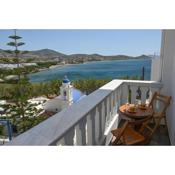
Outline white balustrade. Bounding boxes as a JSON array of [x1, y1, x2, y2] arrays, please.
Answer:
[[6, 79, 163, 146], [56, 137, 65, 146], [130, 85, 138, 104], [75, 118, 86, 145], [140, 86, 149, 103], [64, 127, 75, 145], [100, 101, 106, 143], [121, 83, 128, 104], [105, 96, 110, 127], [94, 107, 100, 144]]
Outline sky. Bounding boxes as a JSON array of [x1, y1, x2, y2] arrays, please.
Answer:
[[0, 29, 161, 56]]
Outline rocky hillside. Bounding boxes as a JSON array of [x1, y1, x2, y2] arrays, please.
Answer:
[[0, 48, 152, 63]]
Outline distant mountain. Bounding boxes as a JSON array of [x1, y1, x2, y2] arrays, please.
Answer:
[[134, 54, 151, 59], [21, 49, 68, 61], [29, 49, 66, 57], [0, 48, 152, 63]]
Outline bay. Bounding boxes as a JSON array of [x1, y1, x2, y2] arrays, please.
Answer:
[[29, 59, 151, 82]]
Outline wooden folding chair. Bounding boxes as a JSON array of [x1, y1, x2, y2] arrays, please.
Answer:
[[111, 118, 150, 145], [139, 92, 171, 143]]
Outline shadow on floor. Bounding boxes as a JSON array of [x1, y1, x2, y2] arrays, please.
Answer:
[[149, 125, 170, 145]]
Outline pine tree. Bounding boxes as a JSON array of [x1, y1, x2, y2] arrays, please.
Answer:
[[6, 29, 28, 80], [3, 30, 40, 133]]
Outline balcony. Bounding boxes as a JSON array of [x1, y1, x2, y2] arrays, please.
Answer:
[[6, 79, 164, 146]]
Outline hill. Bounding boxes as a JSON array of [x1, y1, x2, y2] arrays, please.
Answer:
[[0, 48, 151, 63]]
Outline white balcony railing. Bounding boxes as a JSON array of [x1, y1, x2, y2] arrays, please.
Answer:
[[6, 79, 163, 146]]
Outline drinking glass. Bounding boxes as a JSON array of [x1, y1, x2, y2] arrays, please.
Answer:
[[125, 102, 129, 111]]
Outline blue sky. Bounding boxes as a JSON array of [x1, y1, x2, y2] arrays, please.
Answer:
[[0, 29, 161, 56]]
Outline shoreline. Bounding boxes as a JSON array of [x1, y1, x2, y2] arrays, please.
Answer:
[[29, 58, 151, 83], [38, 63, 72, 73], [38, 58, 151, 73], [38, 62, 86, 73]]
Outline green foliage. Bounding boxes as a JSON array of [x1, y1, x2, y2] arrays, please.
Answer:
[[9, 35, 22, 40], [17, 42, 25, 46], [37, 61, 57, 68], [17, 114, 48, 133], [0, 125, 4, 135], [0, 75, 142, 100], [1, 81, 45, 133], [73, 79, 111, 94], [21, 50, 29, 54], [4, 50, 13, 54], [0, 80, 61, 134], [120, 75, 142, 80], [0, 80, 62, 100], [31, 80, 62, 98], [7, 42, 16, 47], [0, 66, 39, 80], [0, 84, 18, 99]]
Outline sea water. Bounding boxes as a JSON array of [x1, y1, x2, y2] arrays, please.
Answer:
[[29, 59, 151, 82]]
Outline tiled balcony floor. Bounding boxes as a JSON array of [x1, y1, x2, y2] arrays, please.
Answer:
[[149, 125, 170, 145]]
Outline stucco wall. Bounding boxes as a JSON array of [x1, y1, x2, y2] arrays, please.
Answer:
[[43, 98, 69, 112], [160, 30, 175, 144], [151, 58, 161, 81]]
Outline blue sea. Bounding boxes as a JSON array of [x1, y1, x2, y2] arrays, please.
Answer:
[[29, 59, 151, 82]]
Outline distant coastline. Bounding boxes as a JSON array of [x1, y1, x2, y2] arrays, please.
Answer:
[[0, 48, 152, 64], [36, 57, 152, 74]]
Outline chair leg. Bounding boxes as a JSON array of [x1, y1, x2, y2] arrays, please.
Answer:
[[161, 116, 168, 134], [164, 116, 167, 128]]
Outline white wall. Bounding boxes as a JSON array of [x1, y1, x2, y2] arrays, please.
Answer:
[[43, 99, 69, 113], [151, 58, 161, 81], [160, 30, 175, 145]]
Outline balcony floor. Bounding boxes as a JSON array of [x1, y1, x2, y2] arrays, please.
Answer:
[[149, 125, 170, 145]]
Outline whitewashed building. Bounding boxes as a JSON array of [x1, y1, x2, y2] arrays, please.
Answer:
[[151, 30, 175, 145], [44, 76, 86, 113], [0, 63, 37, 70]]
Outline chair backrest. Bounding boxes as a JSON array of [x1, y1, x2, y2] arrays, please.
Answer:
[[140, 92, 171, 142], [149, 92, 171, 118]]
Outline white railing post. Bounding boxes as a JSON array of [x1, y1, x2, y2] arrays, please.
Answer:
[[117, 85, 122, 107], [97, 103, 103, 143], [86, 114, 94, 145], [64, 127, 75, 145], [101, 101, 106, 139], [121, 83, 128, 104], [130, 85, 138, 104], [149, 87, 159, 101], [113, 90, 117, 114], [75, 118, 87, 145], [94, 107, 100, 144], [140, 86, 149, 104], [105, 97, 110, 128]]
